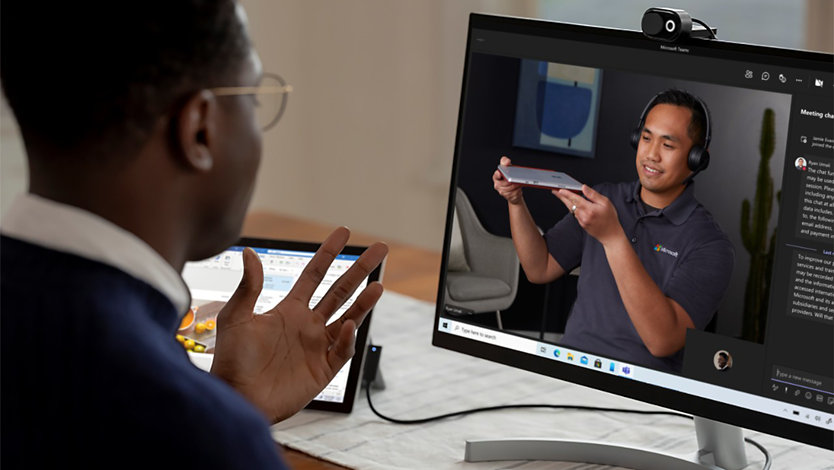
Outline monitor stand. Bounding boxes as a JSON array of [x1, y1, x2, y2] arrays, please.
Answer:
[[464, 417, 750, 470]]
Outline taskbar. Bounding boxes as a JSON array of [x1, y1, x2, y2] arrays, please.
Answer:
[[437, 318, 834, 431]]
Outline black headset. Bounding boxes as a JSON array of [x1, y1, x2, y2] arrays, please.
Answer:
[[630, 92, 712, 182]]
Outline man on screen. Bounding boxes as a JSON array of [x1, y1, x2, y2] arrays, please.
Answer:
[[492, 89, 733, 373]]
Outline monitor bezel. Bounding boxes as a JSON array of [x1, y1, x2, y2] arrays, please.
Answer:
[[431, 12, 833, 450]]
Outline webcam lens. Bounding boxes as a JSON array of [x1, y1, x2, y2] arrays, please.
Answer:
[[641, 12, 663, 35]]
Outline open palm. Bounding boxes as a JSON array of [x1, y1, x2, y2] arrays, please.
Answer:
[[210, 228, 387, 423]]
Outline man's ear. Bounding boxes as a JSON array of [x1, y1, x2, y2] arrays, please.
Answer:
[[174, 90, 218, 172]]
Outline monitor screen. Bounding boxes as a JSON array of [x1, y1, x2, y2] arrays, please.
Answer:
[[432, 13, 833, 452]]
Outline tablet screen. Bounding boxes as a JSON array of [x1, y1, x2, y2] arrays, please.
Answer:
[[181, 237, 381, 413]]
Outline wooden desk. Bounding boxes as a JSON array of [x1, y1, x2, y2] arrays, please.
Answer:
[[241, 211, 442, 470]]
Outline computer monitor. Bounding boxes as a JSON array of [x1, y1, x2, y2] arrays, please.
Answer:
[[432, 12, 833, 468]]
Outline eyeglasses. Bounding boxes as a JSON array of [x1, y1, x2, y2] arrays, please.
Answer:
[[211, 73, 293, 131]]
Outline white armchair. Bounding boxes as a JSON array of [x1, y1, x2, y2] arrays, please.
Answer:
[[444, 187, 520, 329]]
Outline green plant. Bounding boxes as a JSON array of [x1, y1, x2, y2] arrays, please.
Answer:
[[741, 108, 779, 343]]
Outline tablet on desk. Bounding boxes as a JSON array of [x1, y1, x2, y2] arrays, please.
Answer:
[[181, 237, 383, 413], [498, 164, 583, 191]]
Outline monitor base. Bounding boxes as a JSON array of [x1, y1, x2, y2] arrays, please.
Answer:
[[464, 417, 750, 470]]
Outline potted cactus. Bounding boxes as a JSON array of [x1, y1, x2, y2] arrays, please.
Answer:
[[741, 108, 780, 343]]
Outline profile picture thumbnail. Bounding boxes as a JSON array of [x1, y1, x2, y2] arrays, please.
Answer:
[[795, 156, 807, 171], [713, 350, 733, 371]]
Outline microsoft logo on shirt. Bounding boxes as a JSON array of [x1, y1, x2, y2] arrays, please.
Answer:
[[653, 243, 679, 258]]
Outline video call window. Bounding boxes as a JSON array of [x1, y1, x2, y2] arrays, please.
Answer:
[[438, 23, 833, 427]]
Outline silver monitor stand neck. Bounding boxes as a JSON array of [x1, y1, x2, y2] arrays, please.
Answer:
[[465, 417, 750, 470]]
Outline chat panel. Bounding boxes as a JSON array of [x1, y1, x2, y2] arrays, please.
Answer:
[[795, 156, 834, 244], [787, 250, 834, 326]]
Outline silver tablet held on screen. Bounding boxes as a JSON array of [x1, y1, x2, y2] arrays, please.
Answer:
[[497, 164, 583, 191]]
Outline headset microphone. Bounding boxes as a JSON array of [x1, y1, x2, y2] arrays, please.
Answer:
[[681, 168, 702, 186]]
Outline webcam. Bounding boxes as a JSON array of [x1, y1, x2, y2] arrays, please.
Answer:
[[641, 8, 716, 42]]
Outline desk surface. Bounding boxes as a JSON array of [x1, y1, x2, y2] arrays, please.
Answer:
[[242, 211, 441, 470]]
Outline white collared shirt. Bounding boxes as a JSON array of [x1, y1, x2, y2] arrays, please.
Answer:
[[1, 193, 190, 315]]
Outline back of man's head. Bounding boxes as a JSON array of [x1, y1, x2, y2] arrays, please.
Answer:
[[1, 1, 250, 163]]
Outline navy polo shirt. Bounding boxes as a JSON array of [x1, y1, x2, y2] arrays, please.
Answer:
[[545, 181, 734, 373]]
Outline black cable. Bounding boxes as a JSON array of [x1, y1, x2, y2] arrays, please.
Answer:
[[366, 385, 692, 425], [691, 18, 717, 39], [365, 386, 772, 468], [745, 437, 772, 470]]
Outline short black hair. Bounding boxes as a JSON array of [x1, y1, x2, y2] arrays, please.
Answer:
[[648, 89, 709, 147], [1, 1, 250, 161]]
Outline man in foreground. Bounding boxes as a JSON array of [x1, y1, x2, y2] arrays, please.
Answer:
[[1, 1, 386, 467]]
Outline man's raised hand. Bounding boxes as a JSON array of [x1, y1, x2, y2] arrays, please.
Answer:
[[210, 227, 387, 423]]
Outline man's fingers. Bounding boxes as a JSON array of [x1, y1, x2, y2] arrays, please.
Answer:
[[493, 169, 504, 183], [581, 184, 602, 202], [217, 247, 264, 326], [326, 319, 358, 374], [324, 282, 383, 343], [286, 227, 351, 305], [500, 156, 512, 166], [552, 189, 576, 212], [555, 188, 594, 212], [313, 242, 388, 319]]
